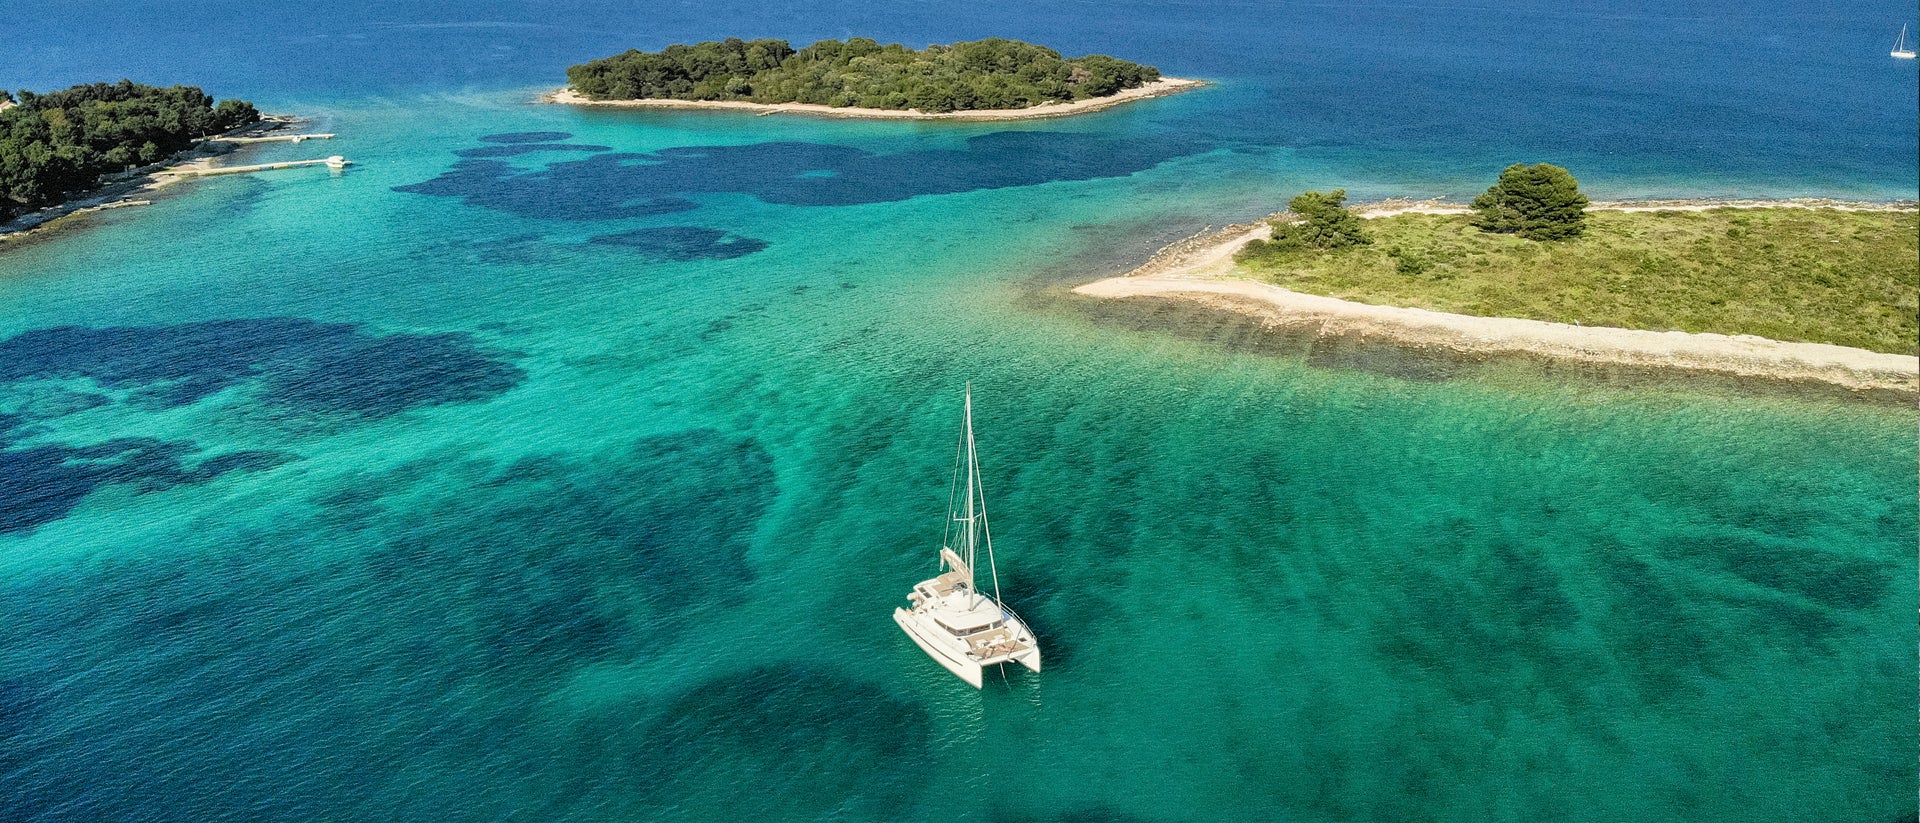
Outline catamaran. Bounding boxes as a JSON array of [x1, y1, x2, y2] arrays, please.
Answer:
[[1894, 24, 1917, 59], [893, 386, 1041, 688]]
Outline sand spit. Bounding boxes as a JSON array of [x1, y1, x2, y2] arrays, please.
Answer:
[[544, 77, 1205, 120], [1073, 208, 1919, 397]]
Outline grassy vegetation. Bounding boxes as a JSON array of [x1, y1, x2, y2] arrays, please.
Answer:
[[1235, 208, 1919, 354]]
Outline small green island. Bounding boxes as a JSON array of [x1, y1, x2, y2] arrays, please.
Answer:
[[1, 80, 261, 225], [562, 37, 1178, 115], [1079, 164, 1917, 393], [1234, 171, 1918, 355]]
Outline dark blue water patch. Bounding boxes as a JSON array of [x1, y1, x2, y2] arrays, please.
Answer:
[[265, 331, 520, 419], [394, 131, 1200, 220], [395, 158, 700, 221], [1733, 594, 1845, 654], [559, 664, 930, 820], [997, 568, 1078, 671], [0, 318, 524, 419], [1683, 530, 1889, 611], [454, 143, 612, 158], [588, 226, 769, 262], [1594, 546, 1719, 704], [359, 485, 640, 680], [0, 547, 453, 821], [478, 131, 574, 144], [614, 429, 773, 596], [341, 427, 775, 665], [0, 433, 294, 535], [0, 672, 79, 821], [1368, 529, 1586, 708], [0, 426, 781, 820], [0, 319, 520, 534]]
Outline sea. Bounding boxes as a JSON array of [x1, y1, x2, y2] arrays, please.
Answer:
[[1, 1, 1915, 821]]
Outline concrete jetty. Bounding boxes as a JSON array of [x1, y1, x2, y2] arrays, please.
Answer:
[[213, 133, 337, 144], [158, 156, 351, 177]]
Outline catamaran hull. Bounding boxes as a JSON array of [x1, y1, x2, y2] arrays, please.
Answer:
[[893, 608, 1041, 688], [894, 607, 985, 687], [1017, 647, 1041, 673]]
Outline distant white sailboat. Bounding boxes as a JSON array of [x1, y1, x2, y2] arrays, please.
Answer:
[[893, 385, 1041, 688], [1894, 24, 1917, 59]]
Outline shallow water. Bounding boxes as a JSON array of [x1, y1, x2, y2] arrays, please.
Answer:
[[2, 2, 1916, 821]]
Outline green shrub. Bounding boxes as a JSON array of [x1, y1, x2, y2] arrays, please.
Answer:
[[1391, 249, 1432, 276], [1272, 189, 1370, 250]]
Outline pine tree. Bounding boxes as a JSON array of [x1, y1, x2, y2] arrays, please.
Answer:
[[1471, 163, 1589, 240], [1270, 189, 1369, 250]]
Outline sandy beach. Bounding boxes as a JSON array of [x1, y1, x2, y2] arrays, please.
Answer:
[[544, 77, 1204, 120], [1073, 205, 1919, 396]]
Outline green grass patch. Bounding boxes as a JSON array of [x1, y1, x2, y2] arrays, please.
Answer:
[[1235, 208, 1919, 354]]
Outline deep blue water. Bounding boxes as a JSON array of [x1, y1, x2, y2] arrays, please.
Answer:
[[1, 3, 1916, 822], [8, 0, 1919, 198]]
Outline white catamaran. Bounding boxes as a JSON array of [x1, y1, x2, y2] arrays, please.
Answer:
[[893, 386, 1041, 688]]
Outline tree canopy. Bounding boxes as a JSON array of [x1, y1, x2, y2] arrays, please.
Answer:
[[1, 80, 259, 224], [1471, 163, 1589, 240], [1240, 189, 1371, 259], [1271, 189, 1369, 250], [565, 37, 1162, 113]]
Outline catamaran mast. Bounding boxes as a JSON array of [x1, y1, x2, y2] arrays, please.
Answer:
[[945, 384, 1003, 606], [963, 385, 978, 601], [964, 385, 1004, 604]]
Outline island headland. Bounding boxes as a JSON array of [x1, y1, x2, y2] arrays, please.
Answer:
[[1075, 193, 1918, 398], [0, 81, 328, 246], [549, 37, 1202, 120]]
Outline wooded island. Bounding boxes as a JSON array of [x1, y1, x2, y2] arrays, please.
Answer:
[[564, 38, 1164, 113], [0, 81, 259, 224]]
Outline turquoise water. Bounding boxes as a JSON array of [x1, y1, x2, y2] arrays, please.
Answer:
[[3, 3, 1918, 821]]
